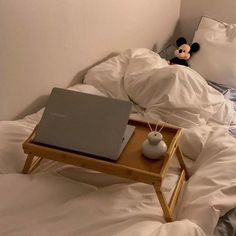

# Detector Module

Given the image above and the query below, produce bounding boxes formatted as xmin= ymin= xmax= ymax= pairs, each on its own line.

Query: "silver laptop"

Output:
xmin=34 ymin=87 xmax=135 ymax=161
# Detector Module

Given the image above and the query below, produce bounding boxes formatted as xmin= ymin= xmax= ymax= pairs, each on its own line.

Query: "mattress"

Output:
xmin=1 ymin=48 xmax=236 ymax=236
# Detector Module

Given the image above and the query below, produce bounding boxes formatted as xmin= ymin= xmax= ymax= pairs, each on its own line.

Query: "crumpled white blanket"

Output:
xmin=0 ymin=110 xmax=205 ymax=236
xmin=84 ymin=48 xmax=235 ymax=128
xmin=1 ymin=48 xmax=236 ymax=236
xmin=83 ymin=48 xmax=236 ymax=235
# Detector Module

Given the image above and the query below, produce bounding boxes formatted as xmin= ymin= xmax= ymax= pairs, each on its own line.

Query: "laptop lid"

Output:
xmin=34 ymin=88 xmax=132 ymax=160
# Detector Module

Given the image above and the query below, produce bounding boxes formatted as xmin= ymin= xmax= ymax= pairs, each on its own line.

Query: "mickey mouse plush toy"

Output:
xmin=169 ymin=37 xmax=200 ymax=67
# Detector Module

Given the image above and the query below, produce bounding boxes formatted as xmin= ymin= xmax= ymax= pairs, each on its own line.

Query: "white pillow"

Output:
xmin=189 ymin=16 xmax=236 ymax=88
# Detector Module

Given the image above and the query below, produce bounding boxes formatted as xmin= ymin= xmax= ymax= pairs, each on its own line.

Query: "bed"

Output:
xmin=1 ymin=17 xmax=236 ymax=236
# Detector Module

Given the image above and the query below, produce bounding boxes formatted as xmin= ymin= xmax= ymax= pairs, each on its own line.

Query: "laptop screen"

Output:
xmin=34 ymin=88 xmax=132 ymax=160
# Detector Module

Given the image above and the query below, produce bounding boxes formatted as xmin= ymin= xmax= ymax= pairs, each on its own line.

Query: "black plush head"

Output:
xmin=169 ymin=37 xmax=200 ymax=66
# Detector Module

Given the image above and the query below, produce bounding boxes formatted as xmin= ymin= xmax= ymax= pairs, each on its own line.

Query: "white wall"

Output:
xmin=0 ymin=0 xmax=181 ymax=120
xmin=179 ymin=0 xmax=236 ymax=41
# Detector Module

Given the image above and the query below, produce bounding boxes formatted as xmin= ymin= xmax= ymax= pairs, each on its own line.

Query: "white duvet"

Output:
xmin=1 ymin=48 xmax=236 ymax=236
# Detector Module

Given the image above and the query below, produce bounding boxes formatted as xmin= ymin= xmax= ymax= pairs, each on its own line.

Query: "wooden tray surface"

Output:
xmin=23 ymin=119 xmax=181 ymax=179
xmin=117 ymin=119 xmax=181 ymax=174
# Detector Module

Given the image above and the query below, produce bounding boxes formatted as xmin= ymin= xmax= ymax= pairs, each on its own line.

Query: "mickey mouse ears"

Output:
xmin=176 ymin=37 xmax=200 ymax=54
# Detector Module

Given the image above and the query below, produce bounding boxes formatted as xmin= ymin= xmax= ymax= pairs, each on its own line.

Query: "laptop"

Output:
xmin=33 ymin=87 xmax=135 ymax=161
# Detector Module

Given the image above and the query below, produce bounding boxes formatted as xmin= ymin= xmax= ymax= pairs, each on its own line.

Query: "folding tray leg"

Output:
xmin=154 ymin=184 xmax=173 ymax=222
xmin=22 ymin=154 xmax=43 ymax=174
xmin=176 ymin=146 xmax=190 ymax=180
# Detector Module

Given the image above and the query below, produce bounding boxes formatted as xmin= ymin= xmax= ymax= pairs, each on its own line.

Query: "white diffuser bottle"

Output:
xmin=142 ymin=131 xmax=167 ymax=160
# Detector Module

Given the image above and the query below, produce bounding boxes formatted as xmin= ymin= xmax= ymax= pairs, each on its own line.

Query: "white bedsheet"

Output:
xmin=1 ymin=49 xmax=236 ymax=236
xmin=0 ymin=114 xmax=204 ymax=236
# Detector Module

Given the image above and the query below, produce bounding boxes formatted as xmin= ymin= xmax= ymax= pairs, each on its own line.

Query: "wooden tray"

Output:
xmin=22 ymin=119 xmax=187 ymax=222
xmin=23 ymin=119 xmax=182 ymax=183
